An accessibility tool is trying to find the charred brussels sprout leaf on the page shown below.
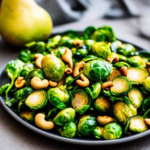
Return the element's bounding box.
[127,67,148,84]
[93,126,103,139]
[110,76,132,96]
[103,122,122,140]
[128,88,143,108]
[47,87,69,109]
[20,110,34,123]
[125,116,147,134]
[91,42,111,59]
[25,90,48,110]
[94,96,112,114]
[42,54,65,81]
[59,122,77,138]
[26,69,44,86]
[112,101,133,125]
[83,60,113,81]
[78,115,97,136]
[71,89,90,115]
[53,108,75,126]
[14,87,33,101]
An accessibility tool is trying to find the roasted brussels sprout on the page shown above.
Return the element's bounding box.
[26,69,44,86]
[117,44,136,57]
[84,40,95,50]
[103,122,122,140]
[128,88,143,108]
[59,122,77,138]
[91,42,111,59]
[83,60,113,81]
[125,116,147,134]
[142,97,150,112]
[46,35,61,48]
[81,55,98,62]
[71,89,90,115]
[143,77,150,92]
[94,96,112,114]
[111,41,123,53]
[20,63,34,77]
[42,54,65,81]
[90,30,105,42]
[127,67,149,84]
[25,90,48,110]
[74,47,88,59]
[51,46,66,58]
[14,87,33,101]
[84,26,96,39]
[20,110,34,123]
[93,126,103,139]
[107,68,121,81]
[20,49,34,63]
[78,115,97,136]
[110,76,132,96]
[53,108,75,126]
[47,87,69,109]
[112,101,133,124]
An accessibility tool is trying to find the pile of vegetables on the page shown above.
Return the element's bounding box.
[1,25,150,140]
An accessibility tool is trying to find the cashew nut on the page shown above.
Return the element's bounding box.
[97,116,114,125]
[73,61,85,77]
[73,39,83,47]
[106,53,119,63]
[30,77,49,89]
[35,113,54,130]
[76,74,90,87]
[49,80,57,87]
[120,66,127,77]
[65,68,72,75]
[62,48,73,70]
[15,76,26,88]
[34,54,44,68]
[144,118,150,126]
[102,81,113,89]
[146,62,150,73]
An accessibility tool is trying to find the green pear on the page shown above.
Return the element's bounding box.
[0,0,53,46]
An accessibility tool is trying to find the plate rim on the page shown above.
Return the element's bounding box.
[0,35,150,145]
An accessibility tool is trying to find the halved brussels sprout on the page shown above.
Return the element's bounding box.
[128,88,143,108]
[53,108,75,126]
[25,90,47,110]
[143,77,150,92]
[71,89,90,115]
[42,54,65,81]
[84,26,96,39]
[111,41,123,53]
[112,101,133,124]
[90,30,105,42]
[127,56,147,68]
[59,122,77,138]
[93,126,103,139]
[117,44,136,57]
[47,87,69,109]
[20,110,34,123]
[125,116,147,134]
[103,122,122,140]
[83,60,113,81]
[94,96,112,114]
[78,115,97,136]
[110,76,132,96]
[107,68,121,81]
[91,42,111,59]
[127,67,149,84]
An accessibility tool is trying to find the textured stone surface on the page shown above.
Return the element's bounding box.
[0,18,150,150]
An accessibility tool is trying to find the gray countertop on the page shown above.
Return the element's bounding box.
[0,19,150,150]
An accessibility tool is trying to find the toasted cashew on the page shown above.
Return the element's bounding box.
[97,116,114,125]
[34,54,44,68]
[120,67,128,77]
[15,76,26,88]
[73,39,83,47]
[107,53,119,63]
[35,113,54,130]
[30,77,49,89]
[144,118,150,126]
[73,61,85,77]
[102,81,113,89]
[49,80,57,87]
[65,68,72,75]
[62,48,73,70]
[76,74,90,87]
[146,62,150,73]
